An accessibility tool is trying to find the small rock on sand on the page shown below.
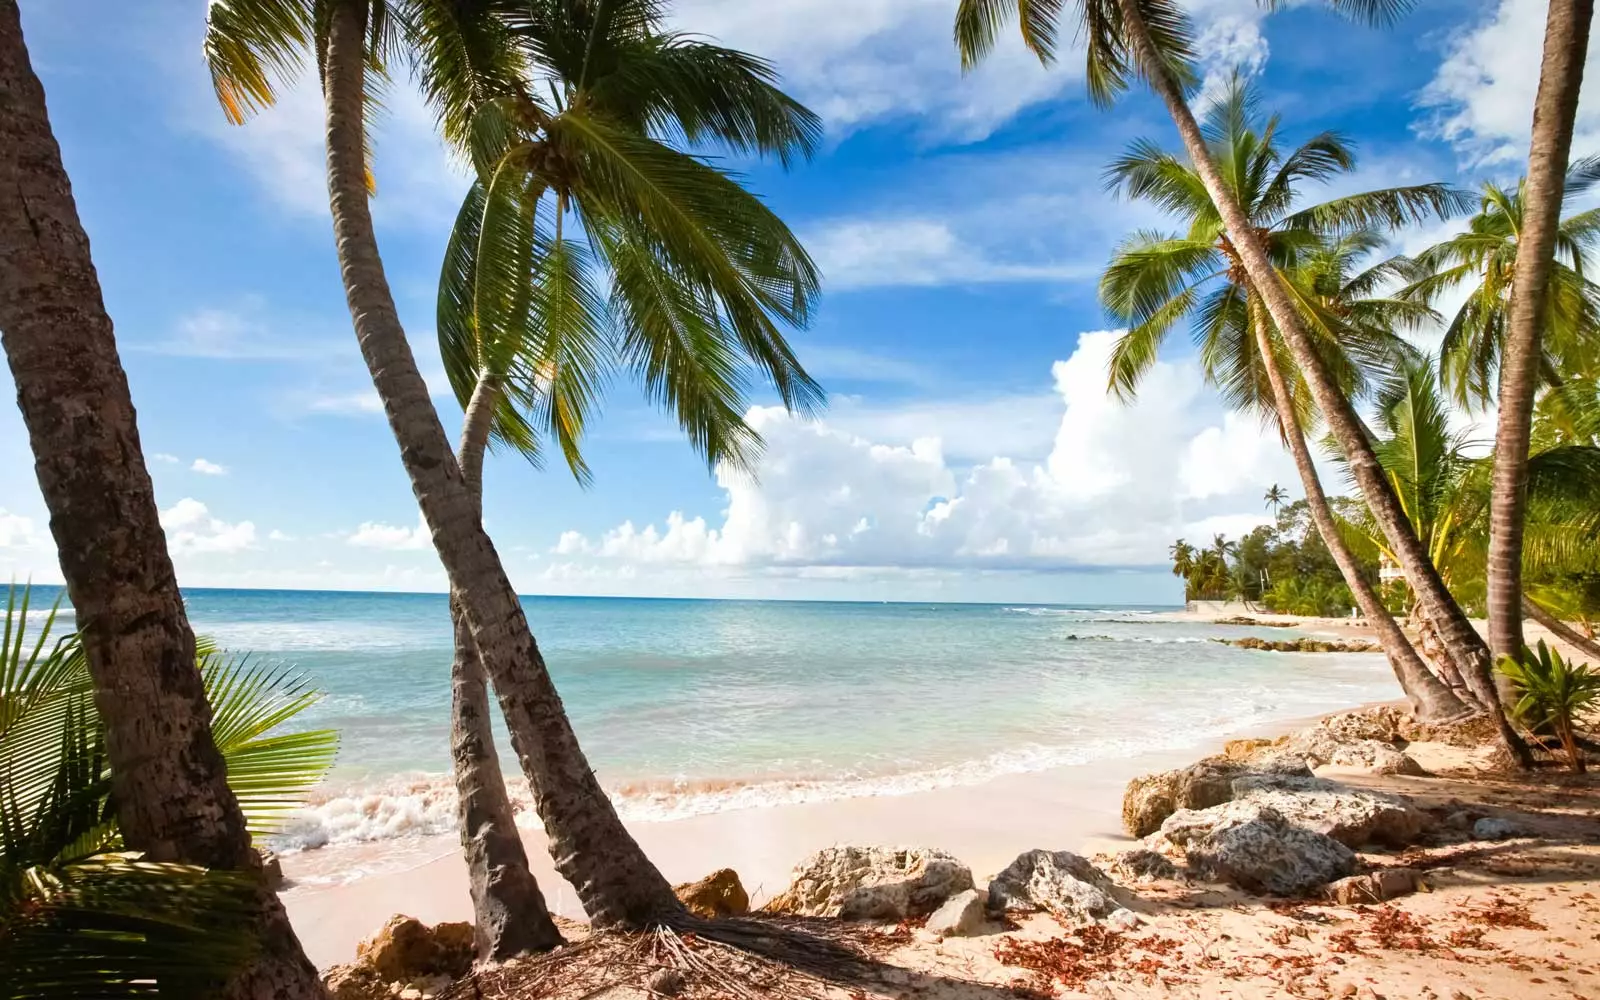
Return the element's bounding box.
[764,846,973,920]
[674,868,750,918]
[1325,868,1423,904]
[924,888,987,938]
[1471,816,1523,840]
[986,849,1124,923]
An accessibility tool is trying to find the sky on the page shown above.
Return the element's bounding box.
[0,0,1588,604]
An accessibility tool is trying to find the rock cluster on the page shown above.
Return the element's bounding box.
[1218,636,1381,653]
[1212,616,1298,627]
[324,915,476,1000]
[763,846,973,920]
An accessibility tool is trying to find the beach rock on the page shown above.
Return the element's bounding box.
[1121,757,1314,837]
[1219,636,1380,653]
[674,868,750,918]
[1151,801,1356,895]
[1325,740,1428,776]
[986,849,1123,923]
[924,888,987,938]
[1103,909,1142,932]
[648,969,687,996]
[765,846,973,920]
[1471,817,1523,841]
[356,915,476,983]
[1103,848,1180,882]
[1223,737,1280,761]
[1325,868,1423,904]
[324,964,389,1000]
[258,848,284,891]
[1231,777,1429,848]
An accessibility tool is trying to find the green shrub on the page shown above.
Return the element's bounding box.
[1497,639,1599,773]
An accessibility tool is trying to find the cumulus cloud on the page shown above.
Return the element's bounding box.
[348,515,431,551]
[191,458,227,476]
[555,333,1298,574]
[0,508,37,550]
[1418,0,1600,165]
[152,453,180,464]
[159,498,258,554]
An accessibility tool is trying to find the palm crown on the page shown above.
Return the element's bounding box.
[1399,160,1600,408]
[1099,79,1462,426]
[437,0,825,482]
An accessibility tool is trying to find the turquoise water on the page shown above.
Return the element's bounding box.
[18,587,1402,849]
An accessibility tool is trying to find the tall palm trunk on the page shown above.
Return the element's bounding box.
[1115,0,1526,760]
[1250,299,1473,722]
[450,374,564,958]
[1487,0,1594,670]
[1523,595,1600,662]
[320,1,681,927]
[0,4,323,996]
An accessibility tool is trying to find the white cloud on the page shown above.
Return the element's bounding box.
[556,332,1298,574]
[0,509,37,550]
[268,529,295,542]
[152,453,180,464]
[348,514,431,551]
[159,498,258,554]
[807,218,1092,289]
[1418,0,1600,166]
[147,303,346,361]
[191,458,227,476]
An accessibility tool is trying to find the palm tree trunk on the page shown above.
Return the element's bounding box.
[1522,595,1600,663]
[1250,299,1473,722]
[1487,0,1594,672]
[449,373,564,958]
[0,4,323,996]
[1115,0,1527,761]
[320,1,681,927]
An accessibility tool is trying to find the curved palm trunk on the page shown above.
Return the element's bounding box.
[1523,595,1600,663]
[1250,300,1472,722]
[0,5,322,996]
[450,374,564,958]
[321,2,681,927]
[1487,0,1594,671]
[1116,0,1527,761]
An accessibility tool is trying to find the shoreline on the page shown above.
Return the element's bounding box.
[280,701,1376,969]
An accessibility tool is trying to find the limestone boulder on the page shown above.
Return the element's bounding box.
[1230,775,1429,848]
[1325,740,1428,776]
[1151,801,1356,896]
[675,868,750,919]
[986,849,1123,923]
[1122,757,1313,837]
[324,964,389,1000]
[764,846,973,920]
[924,888,987,938]
[1102,848,1180,883]
[356,915,476,983]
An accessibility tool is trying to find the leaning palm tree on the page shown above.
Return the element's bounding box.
[1,586,338,997]
[0,4,324,992]
[956,0,1523,752]
[1099,82,1472,722]
[204,0,805,927]
[1486,0,1594,670]
[431,5,820,957]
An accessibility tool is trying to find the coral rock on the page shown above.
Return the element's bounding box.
[924,888,987,938]
[1151,801,1356,895]
[986,849,1124,923]
[323,964,389,1000]
[674,868,750,919]
[764,846,973,920]
[356,915,476,983]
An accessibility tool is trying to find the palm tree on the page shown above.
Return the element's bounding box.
[0,5,324,993]
[1487,0,1595,671]
[955,0,1522,752]
[431,7,820,956]
[1264,483,1289,516]
[1,587,337,997]
[1170,539,1196,580]
[1098,83,1472,722]
[203,0,804,927]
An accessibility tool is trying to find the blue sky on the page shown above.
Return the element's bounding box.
[0,0,1581,603]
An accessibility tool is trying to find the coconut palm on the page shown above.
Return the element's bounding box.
[202,0,738,927]
[1,586,337,997]
[1170,539,1196,580]
[1264,483,1288,516]
[1487,0,1595,670]
[0,4,324,992]
[1098,82,1472,722]
[956,0,1520,749]
[431,6,820,956]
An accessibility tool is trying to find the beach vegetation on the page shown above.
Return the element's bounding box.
[0,585,336,996]
[1497,640,1599,772]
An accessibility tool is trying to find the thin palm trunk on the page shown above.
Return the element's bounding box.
[450,373,564,958]
[1487,0,1594,671]
[0,3,322,995]
[1249,299,1473,722]
[321,1,681,927]
[1115,0,1527,761]
[1523,595,1600,663]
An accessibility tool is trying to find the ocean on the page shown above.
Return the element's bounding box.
[16,587,1402,854]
